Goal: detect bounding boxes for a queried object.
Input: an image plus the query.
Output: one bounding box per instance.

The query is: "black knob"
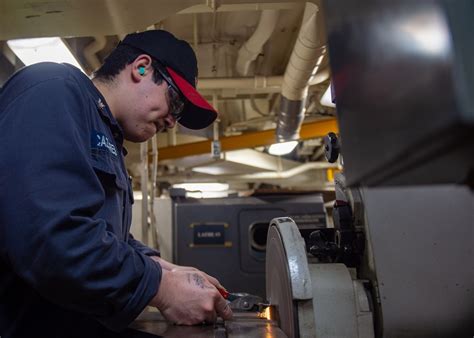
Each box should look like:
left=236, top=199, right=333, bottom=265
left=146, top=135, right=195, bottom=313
left=324, top=132, right=340, bottom=163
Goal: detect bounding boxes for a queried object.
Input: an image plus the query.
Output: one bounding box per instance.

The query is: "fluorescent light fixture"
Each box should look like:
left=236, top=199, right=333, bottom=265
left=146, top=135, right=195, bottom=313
left=133, top=191, right=143, bottom=200
left=268, top=141, right=298, bottom=156
left=7, top=37, right=85, bottom=73
left=173, top=182, right=229, bottom=192
left=172, top=182, right=230, bottom=199
left=321, top=83, right=336, bottom=107
left=186, top=191, right=229, bottom=198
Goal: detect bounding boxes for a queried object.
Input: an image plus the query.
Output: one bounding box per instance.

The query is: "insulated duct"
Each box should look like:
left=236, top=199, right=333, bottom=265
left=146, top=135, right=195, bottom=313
left=84, top=36, right=107, bottom=72
left=276, top=2, right=326, bottom=142
left=236, top=10, right=279, bottom=76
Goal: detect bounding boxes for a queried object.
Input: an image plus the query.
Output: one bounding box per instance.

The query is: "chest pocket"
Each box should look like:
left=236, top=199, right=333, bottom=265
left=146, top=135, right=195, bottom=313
left=91, top=151, right=127, bottom=191
left=90, top=151, right=129, bottom=238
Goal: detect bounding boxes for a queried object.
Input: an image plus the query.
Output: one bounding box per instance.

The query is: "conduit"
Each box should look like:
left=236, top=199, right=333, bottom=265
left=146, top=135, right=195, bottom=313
left=140, top=141, right=149, bottom=246
left=197, top=69, right=329, bottom=91
left=277, top=2, right=327, bottom=142
left=151, top=137, right=160, bottom=249
left=236, top=10, right=279, bottom=76
left=83, top=36, right=106, bottom=72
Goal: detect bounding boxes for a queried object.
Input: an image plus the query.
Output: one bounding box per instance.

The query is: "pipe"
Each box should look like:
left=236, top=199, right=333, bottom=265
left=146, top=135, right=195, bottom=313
left=236, top=10, right=279, bottom=76
left=140, top=141, right=149, bottom=246
left=149, top=135, right=159, bottom=249
left=83, top=36, right=106, bottom=72
left=193, top=13, right=199, bottom=51
left=277, top=99, right=306, bottom=141
left=197, top=69, right=329, bottom=92
left=231, top=161, right=337, bottom=180
left=213, top=93, right=219, bottom=142
left=198, top=75, right=282, bottom=90
left=277, top=2, right=326, bottom=142
left=2, top=43, right=17, bottom=67
left=308, top=67, right=330, bottom=86
left=167, top=127, right=177, bottom=146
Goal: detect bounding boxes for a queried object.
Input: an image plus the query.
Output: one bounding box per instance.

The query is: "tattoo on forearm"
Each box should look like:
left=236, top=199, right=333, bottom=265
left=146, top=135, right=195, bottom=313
left=189, top=273, right=213, bottom=289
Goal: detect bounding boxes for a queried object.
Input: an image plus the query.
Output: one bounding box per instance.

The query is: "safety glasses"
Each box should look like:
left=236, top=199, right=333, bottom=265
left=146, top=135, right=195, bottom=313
left=155, top=65, right=185, bottom=122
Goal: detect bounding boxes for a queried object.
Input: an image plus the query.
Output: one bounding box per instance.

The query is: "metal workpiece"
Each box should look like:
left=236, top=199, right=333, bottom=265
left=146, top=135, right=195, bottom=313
left=227, top=293, right=265, bottom=312
left=130, top=310, right=286, bottom=337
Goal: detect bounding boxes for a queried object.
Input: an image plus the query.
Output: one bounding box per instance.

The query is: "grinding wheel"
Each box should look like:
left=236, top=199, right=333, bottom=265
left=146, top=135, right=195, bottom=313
left=266, top=224, right=296, bottom=337
left=265, top=218, right=314, bottom=338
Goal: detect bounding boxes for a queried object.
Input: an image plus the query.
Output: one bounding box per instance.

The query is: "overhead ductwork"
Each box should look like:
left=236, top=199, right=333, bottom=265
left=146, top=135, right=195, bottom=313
left=235, top=9, right=279, bottom=76
left=276, top=2, right=327, bottom=142
left=83, top=36, right=107, bottom=72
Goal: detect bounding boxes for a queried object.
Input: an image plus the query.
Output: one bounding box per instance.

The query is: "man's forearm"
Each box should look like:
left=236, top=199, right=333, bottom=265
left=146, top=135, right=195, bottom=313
left=149, top=256, right=178, bottom=270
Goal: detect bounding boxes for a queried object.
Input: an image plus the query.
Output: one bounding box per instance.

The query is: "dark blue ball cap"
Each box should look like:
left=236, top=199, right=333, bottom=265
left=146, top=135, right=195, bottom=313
left=122, top=30, right=217, bottom=130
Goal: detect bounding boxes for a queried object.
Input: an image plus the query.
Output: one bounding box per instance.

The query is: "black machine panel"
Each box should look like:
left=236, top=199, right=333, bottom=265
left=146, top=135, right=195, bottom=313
left=172, top=194, right=326, bottom=297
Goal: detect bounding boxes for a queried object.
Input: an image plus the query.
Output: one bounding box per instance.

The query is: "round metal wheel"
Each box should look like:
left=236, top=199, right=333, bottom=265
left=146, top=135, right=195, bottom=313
left=265, top=224, right=297, bottom=338
left=266, top=217, right=313, bottom=337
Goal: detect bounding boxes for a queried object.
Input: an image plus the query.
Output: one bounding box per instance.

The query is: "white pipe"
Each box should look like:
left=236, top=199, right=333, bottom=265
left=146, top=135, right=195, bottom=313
left=2, top=43, right=17, bottom=66
left=212, top=93, right=219, bottom=141
left=193, top=13, right=199, bottom=51
left=196, top=69, right=329, bottom=91
left=236, top=10, right=279, bottom=76
left=150, top=135, right=159, bottom=249
left=277, top=2, right=326, bottom=142
left=140, top=141, right=149, bottom=245
left=167, top=127, right=177, bottom=146
left=282, top=2, right=325, bottom=101
left=232, top=162, right=338, bottom=180
left=198, top=75, right=282, bottom=89
left=83, top=36, right=106, bottom=71
left=308, top=67, right=330, bottom=86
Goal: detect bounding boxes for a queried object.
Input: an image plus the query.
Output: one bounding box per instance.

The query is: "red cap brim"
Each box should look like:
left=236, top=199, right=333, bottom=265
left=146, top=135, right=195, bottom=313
left=166, top=67, right=218, bottom=130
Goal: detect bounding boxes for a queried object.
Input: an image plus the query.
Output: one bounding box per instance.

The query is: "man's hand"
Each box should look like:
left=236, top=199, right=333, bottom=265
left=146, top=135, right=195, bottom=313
left=149, top=269, right=233, bottom=325
left=150, top=256, right=224, bottom=290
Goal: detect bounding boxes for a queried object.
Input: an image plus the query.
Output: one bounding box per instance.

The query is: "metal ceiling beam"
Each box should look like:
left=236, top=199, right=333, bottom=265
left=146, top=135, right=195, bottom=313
left=0, top=0, right=310, bottom=40
left=179, top=2, right=300, bottom=14
left=157, top=118, right=338, bottom=160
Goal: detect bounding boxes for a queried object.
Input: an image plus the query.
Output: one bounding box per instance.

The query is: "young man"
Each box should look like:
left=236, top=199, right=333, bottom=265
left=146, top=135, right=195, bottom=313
left=0, top=30, right=232, bottom=337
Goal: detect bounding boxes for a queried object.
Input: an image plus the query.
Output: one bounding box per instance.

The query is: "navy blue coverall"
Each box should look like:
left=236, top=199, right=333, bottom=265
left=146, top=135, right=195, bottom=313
left=0, top=63, right=162, bottom=337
